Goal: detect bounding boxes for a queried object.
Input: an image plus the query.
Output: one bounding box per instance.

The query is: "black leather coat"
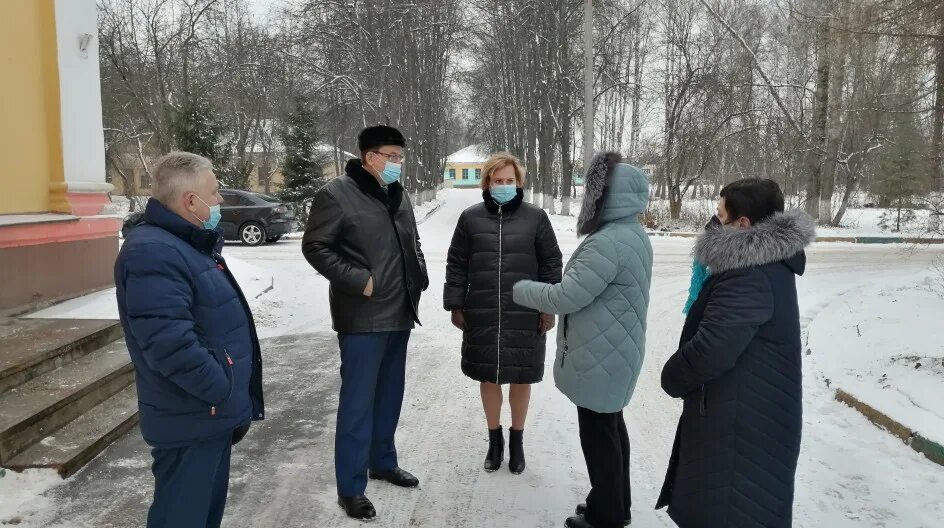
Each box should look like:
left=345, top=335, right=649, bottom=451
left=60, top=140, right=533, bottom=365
left=302, top=160, right=428, bottom=333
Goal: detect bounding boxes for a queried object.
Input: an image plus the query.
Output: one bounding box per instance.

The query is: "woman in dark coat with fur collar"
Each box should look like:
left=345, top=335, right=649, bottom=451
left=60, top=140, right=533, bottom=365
left=657, top=178, right=816, bottom=528
left=444, top=153, right=563, bottom=475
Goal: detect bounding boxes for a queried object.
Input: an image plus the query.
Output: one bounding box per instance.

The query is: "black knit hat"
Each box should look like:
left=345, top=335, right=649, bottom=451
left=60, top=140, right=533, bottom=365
left=358, top=125, right=406, bottom=154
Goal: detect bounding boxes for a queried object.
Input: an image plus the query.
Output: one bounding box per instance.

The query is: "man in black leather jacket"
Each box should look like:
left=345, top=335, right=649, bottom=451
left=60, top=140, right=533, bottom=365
left=302, top=125, right=429, bottom=521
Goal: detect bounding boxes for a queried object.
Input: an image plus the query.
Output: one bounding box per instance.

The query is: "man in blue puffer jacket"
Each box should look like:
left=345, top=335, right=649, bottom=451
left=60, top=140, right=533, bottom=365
left=115, top=151, right=264, bottom=528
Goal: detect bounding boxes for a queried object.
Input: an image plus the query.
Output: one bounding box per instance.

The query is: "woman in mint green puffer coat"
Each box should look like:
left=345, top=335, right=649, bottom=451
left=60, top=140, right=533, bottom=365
left=513, top=152, right=652, bottom=528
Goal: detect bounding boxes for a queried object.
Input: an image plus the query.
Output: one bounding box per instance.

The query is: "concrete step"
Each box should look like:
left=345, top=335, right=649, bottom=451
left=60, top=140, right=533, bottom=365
left=0, top=341, right=133, bottom=464
left=0, top=318, right=123, bottom=394
left=4, top=384, right=139, bottom=477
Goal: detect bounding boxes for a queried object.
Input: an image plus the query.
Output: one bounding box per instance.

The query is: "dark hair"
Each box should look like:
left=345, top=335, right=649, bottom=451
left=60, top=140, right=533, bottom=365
left=358, top=125, right=406, bottom=155
left=719, top=178, right=785, bottom=224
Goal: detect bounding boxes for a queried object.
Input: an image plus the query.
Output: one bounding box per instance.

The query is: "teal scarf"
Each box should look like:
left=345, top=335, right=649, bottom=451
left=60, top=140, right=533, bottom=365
left=682, top=259, right=710, bottom=314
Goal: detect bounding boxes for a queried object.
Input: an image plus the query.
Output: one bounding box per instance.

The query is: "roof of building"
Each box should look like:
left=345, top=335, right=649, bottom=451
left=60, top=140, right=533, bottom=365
left=446, top=144, right=491, bottom=164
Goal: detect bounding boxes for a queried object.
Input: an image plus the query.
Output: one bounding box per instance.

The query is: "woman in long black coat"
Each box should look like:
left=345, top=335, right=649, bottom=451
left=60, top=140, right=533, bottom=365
left=444, top=152, right=563, bottom=475
left=657, top=178, right=816, bottom=528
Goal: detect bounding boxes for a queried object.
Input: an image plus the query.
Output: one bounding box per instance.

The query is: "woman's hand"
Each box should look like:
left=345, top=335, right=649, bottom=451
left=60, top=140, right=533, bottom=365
left=451, top=310, right=466, bottom=331
left=539, top=313, right=555, bottom=335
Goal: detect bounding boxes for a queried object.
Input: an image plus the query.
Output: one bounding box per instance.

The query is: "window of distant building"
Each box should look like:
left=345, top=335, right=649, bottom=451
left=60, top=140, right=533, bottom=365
left=462, top=168, right=469, bottom=180
left=449, top=168, right=456, bottom=179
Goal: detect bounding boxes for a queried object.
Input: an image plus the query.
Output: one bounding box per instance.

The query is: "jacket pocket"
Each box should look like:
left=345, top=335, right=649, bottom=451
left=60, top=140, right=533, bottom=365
left=210, top=348, right=235, bottom=416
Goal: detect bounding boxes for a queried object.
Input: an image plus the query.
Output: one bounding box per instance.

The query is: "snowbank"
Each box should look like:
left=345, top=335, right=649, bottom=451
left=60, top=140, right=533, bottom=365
left=0, top=468, right=60, bottom=525
left=807, top=273, right=944, bottom=446
left=26, top=255, right=274, bottom=320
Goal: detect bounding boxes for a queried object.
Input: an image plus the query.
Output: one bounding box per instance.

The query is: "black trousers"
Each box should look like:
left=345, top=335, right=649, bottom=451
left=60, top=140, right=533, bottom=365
left=577, top=406, right=631, bottom=528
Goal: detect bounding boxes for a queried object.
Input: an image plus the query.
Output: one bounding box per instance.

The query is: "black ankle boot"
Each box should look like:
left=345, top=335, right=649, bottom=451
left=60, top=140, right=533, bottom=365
left=508, top=428, right=525, bottom=474
left=484, top=427, right=504, bottom=472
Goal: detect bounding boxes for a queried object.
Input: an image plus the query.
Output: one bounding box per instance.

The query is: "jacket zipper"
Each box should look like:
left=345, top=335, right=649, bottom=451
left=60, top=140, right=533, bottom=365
left=560, top=315, right=569, bottom=367
left=212, top=253, right=264, bottom=419
left=496, top=205, right=503, bottom=384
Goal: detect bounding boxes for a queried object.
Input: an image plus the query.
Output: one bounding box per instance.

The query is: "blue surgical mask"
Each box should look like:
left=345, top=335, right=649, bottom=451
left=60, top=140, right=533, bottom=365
left=193, top=195, right=222, bottom=230
left=490, top=184, right=517, bottom=204
left=380, top=161, right=401, bottom=185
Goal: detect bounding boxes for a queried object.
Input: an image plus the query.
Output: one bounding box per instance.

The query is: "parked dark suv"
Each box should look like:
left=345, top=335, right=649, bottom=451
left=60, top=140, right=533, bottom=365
left=219, top=189, right=298, bottom=246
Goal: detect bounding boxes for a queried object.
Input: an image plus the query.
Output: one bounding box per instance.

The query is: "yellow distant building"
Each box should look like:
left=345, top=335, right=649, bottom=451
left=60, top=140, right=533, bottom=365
left=444, top=145, right=490, bottom=188
left=0, top=0, right=118, bottom=312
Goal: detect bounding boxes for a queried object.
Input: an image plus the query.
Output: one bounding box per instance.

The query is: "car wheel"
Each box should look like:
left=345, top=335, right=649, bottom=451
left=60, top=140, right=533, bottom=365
left=265, top=235, right=282, bottom=243
left=239, top=222, right=266, bottom=246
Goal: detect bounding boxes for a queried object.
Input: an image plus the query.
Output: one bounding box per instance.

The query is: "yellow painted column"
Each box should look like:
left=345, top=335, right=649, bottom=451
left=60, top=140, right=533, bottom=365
left=0, top=0, right=67, bottom=215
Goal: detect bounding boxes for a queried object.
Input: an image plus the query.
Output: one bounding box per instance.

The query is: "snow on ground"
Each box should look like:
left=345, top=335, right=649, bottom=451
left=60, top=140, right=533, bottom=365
left=219, top=189, right=944, bottom=528
left=808, top=273, right=944, bottom=445
left=25, top=255, right=273, bottom=320
left=0, top=469, right=61, bottom=525
left=7, top=188, right=944, bottom=527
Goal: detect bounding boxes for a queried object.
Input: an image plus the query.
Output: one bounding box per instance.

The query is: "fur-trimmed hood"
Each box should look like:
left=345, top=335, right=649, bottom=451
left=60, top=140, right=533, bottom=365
left=694, top=209, right=816, bottom=274
left=577, top=152, right=650, bottom=236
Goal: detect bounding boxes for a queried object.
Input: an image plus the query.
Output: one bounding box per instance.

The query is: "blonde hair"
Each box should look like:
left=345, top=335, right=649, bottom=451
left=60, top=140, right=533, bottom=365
left=480, top=153, right=526, bottom=190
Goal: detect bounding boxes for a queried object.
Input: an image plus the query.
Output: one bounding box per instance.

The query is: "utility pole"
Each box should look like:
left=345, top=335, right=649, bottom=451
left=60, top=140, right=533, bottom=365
left=582, top=0, right=594, bottom=170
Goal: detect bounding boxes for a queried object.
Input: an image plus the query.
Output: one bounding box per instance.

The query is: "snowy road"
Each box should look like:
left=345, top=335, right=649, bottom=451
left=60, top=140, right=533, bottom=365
left=18, top=189, right=944, bottom=528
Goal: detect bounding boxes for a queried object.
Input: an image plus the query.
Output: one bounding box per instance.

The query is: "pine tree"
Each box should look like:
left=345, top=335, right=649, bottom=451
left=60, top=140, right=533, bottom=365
left=278, top=95, right=328, bottom=220
left=172, top=97, right=222, bottom=160
left=874, top=116, right=929, bottom=232
left=170, top=97, right=252, bottom=189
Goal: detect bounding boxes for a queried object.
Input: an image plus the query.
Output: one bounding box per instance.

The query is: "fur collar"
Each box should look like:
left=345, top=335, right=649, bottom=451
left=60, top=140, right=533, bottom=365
left=345, top=159, right=404, bottom=216
left=482, top=188, right=524, bottom=213
left=694, top=209, right=816, bottom=273
left=577, top=152, right=622, bottom=236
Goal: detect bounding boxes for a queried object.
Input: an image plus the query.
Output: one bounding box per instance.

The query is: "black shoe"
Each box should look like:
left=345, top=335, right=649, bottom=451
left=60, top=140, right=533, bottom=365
left=368, top=467, right=419, bottom=488
left=508, top=428, right=526, bottom=474
left=575, top=504, right=631, bottom=526
left=484, top=426, right=504, bottom=472
left=338, top=496, right=376, bottom=520
left=565, top=515, right=596, bottom=528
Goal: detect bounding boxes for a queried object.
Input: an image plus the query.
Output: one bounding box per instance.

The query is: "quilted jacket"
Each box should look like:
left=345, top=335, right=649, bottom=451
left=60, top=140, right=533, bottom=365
left=443, top=188, right=563, bottom=384
left=513, top=153, right=652, bottom=413
left=115, top=198, right=264, bottom=448
left=656, top=209, right=816, bottom=528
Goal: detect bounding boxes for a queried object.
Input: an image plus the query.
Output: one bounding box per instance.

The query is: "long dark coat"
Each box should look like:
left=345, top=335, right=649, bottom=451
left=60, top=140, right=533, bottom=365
left=657, top=209, right=816, bottom=528
left=444, top=190, right=563, bottom=384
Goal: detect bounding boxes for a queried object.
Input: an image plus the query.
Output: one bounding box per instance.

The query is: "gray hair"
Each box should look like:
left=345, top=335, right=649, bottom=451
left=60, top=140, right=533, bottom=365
left=151, top=151, right=214, bottom=205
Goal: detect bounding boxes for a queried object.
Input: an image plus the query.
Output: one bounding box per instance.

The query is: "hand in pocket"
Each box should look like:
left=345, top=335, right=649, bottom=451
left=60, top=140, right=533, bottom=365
left=451, top=310, right=466, bottom=331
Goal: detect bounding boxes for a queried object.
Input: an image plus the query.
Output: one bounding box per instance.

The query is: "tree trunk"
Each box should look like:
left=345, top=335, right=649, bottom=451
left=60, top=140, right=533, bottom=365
left=559, top=27, right=574, bottom=218
left=820, top=0, right=851, bottom=224
left=832, top=167, right=858, bottom=227
left=932, top=4, right=944, bottom=195
left=669, top=184, right=683, bottom=219
left=805, top=15, right=831, bottom=219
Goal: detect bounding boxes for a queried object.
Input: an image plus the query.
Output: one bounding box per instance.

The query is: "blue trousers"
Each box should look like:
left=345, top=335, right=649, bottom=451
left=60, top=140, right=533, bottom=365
left=335, top=330, right=410, bottom=497
left=147, top=433, right=232, bottom=528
